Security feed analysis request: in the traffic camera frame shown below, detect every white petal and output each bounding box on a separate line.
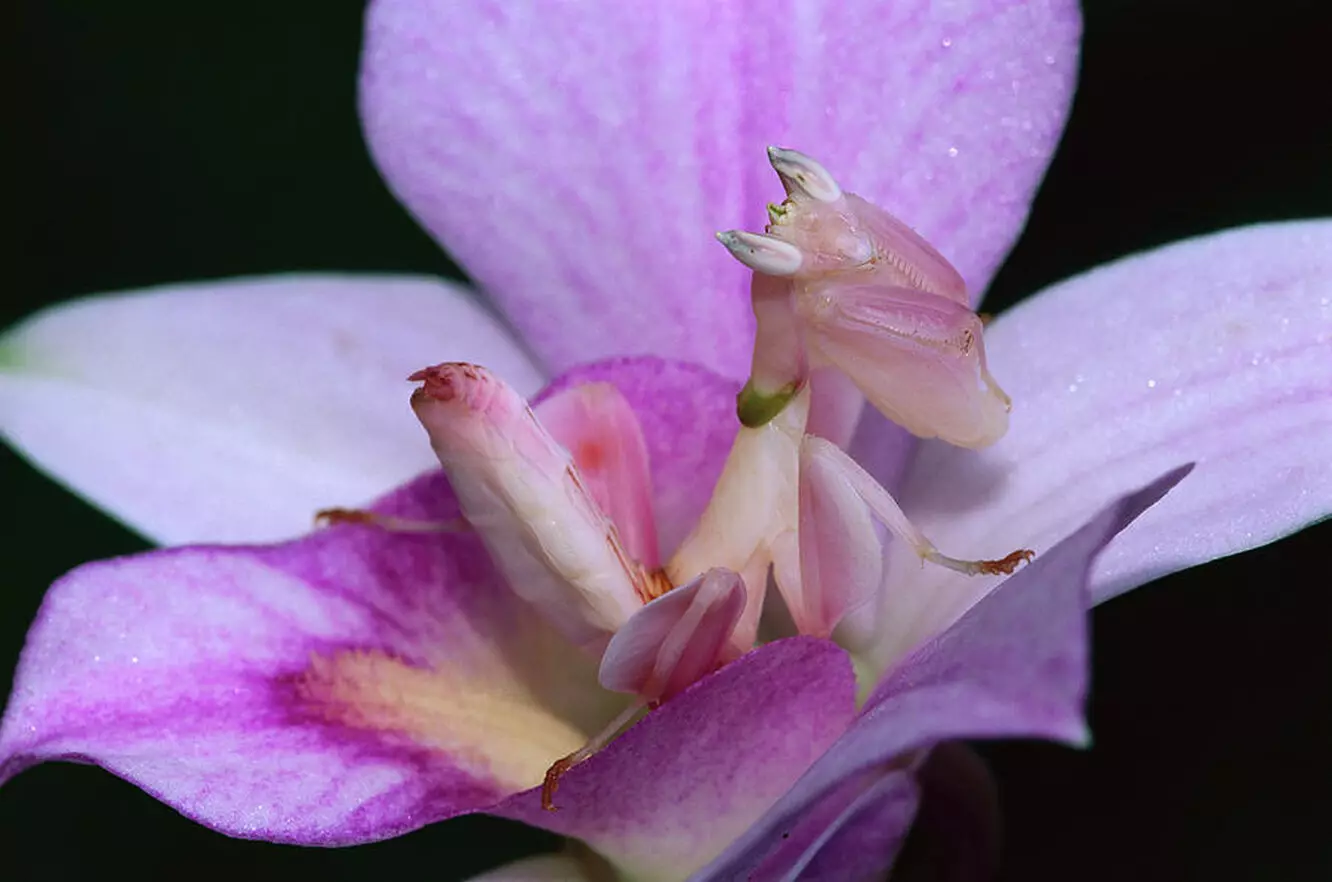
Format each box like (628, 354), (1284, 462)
(0, 274), (542, 545)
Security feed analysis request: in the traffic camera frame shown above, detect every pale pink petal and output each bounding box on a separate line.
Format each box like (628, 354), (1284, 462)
(360, 0), (1082, 378)
(0, 474), (614, 845)
(536, 358), (739, 558)
(535, 382), (660, 568)
(598, 568), (745, 701)
(0, 275), (541, 546)
(874, 221), (1332, 667)
(495, 637), (856, 880)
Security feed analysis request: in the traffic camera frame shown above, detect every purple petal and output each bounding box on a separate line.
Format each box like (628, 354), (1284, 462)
(0, 473), (615, 844)
(876, 220), (1332, 665)
(360, 0), (1081, 378)
(0, 355), (743, 846)
(0, 275), (541, 545)
(695, 467), (1189, 880)
(537, 357), (739, 557)
(495, 637), (857, 880)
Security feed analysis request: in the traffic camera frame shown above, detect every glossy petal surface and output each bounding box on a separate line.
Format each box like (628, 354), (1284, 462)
(876, 221), (1332, 665)
(498, 638), (857, 882)
(360, 0), (1082, 378)
(0, 275), (540, 545)
(696, 467), (1188, 879)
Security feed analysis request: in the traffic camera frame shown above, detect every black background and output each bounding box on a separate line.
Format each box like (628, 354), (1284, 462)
(5, 1), (1330, 880)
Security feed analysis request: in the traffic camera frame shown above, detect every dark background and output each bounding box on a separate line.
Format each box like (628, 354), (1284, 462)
(5, 1), (1329, 879)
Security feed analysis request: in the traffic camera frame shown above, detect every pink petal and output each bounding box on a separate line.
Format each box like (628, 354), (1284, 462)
(0, 473), (615, 845)
(875, 220), (1332, 666)
(359, 0), (1082, 378)
(598, 568), (745, 701)
(696, 467), (1188, 880)
(536, 357), (739, 558)
(0, 275), (541, 546)
(534, 382), (660, 568)
(494, 637), (856, 880)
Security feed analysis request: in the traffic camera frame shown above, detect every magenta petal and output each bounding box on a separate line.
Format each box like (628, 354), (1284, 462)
(0, 474), (614, 845)
(496, 637), (857, 879)
(360, 1), (1081, 378)
(537, 357), (739, 557)
(696, 466), (1190, 880)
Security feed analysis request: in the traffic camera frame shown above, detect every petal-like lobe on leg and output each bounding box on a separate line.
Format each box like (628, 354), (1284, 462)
(802, 282), (1010, 448)
(0, 473), (616, 845)
(411, 363), (643, 651)
(877, 220), (1332, 668)
(792, 436), (884, 638)
(496, 637), (856, 882)
(695, 467), (1190, 880)
(534, 382), (660, 569)
(0, 274), (541, 545)
(360, 1), (1081, 376)
(598, 568), (745, 702)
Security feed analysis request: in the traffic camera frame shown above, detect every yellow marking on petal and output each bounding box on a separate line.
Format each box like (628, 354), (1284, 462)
(294, 649), (588, 791)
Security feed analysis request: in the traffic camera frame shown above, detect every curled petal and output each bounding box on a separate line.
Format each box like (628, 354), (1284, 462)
(598, 568), (745, 702)
(0, 474), (614, 845)
(801, 282), (1010, 448)
(0, 275), (541, 545)
(875, 220), (1332, 668)
(411, 363), (642, 651)
(535, 382), (661, 569)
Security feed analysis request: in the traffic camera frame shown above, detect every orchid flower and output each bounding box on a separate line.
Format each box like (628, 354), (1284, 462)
(3, 2), (1331, 881)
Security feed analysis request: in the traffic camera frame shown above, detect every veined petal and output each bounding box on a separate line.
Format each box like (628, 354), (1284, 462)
(696, 468), (1188, 880)
(535, 382), (660, 569)
(0, 275), (541, 546)
(360, 0), (1081, 377)
(0, 473), (616, 845)
(495, 637), (857, 882)
(875, 221), (1332, 667)
(537, 358), (739, 559)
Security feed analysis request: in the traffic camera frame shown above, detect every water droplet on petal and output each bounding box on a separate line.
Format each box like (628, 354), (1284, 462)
(947, 146), (959, 158)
